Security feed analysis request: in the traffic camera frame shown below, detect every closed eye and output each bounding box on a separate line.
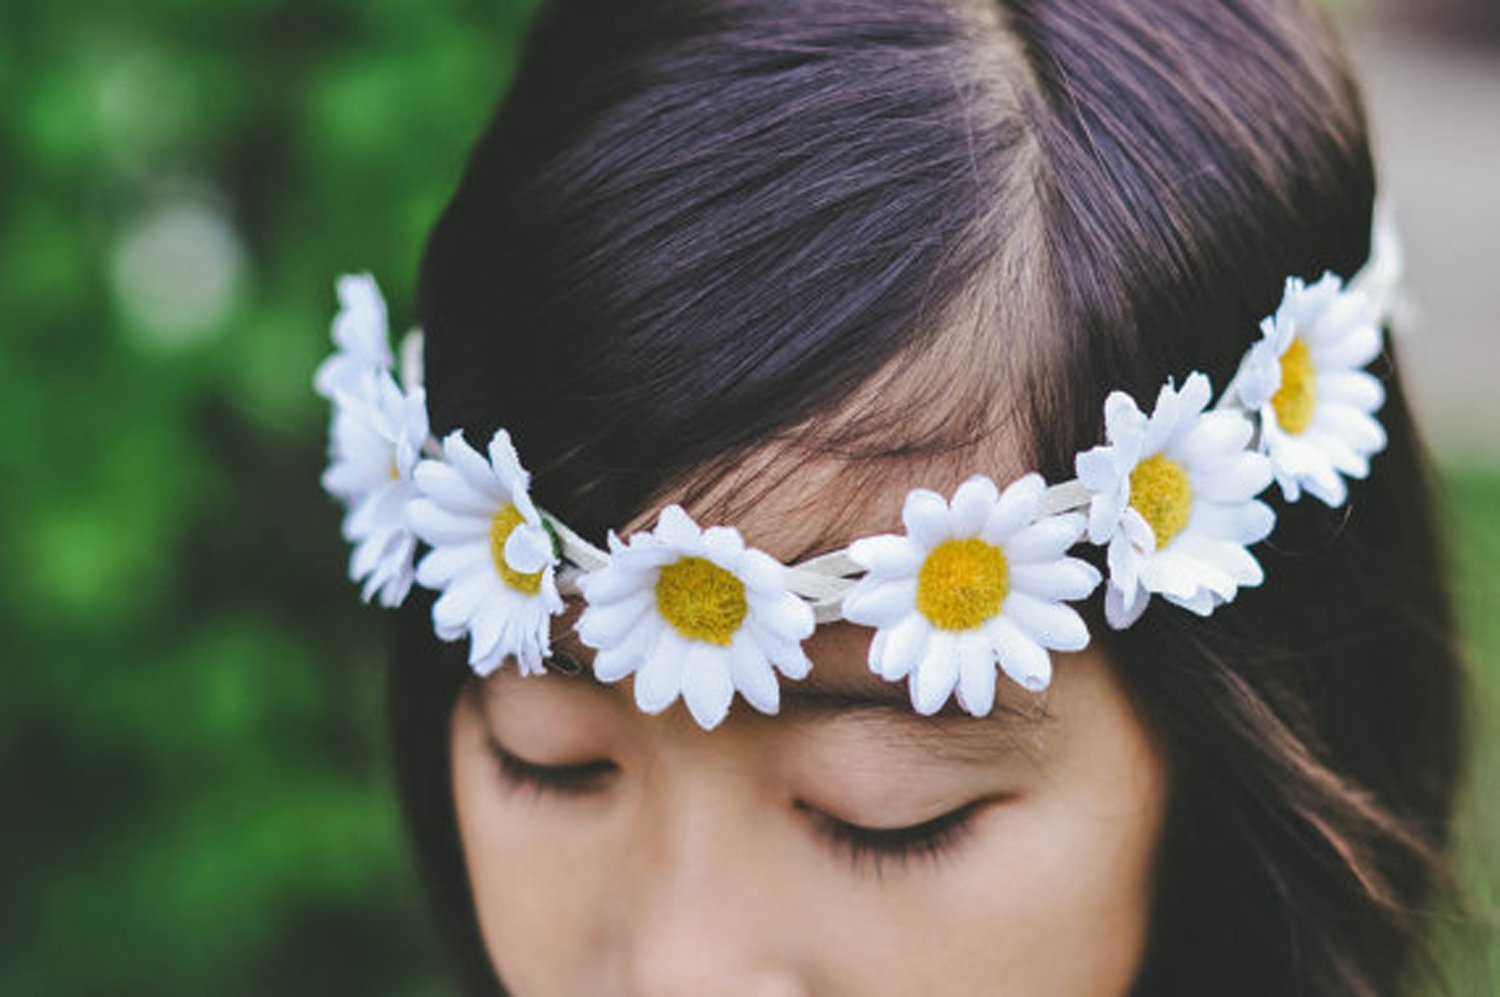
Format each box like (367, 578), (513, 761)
(799, 797), (992, 876)
(486, 737), (618, 797)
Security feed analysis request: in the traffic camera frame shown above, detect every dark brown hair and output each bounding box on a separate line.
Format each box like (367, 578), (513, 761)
(389, 1), (1468, 993)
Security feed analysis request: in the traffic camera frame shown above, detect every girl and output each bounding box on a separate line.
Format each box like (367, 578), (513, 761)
(325, 0), (1469, 992)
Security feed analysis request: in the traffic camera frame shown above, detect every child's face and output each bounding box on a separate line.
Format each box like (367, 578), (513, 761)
(449, 456), (1167, 994)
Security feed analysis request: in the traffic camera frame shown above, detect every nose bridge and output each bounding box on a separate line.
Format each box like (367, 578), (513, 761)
(618, 756), (807, 997)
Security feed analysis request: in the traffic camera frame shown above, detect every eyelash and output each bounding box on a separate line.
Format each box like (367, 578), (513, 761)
(802, 800), (984, 876)
(485, 736), (984, 875)
(487, 738), (618, 797)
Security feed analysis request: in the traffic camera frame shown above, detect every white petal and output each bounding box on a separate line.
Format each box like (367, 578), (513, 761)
(981, 473), (1046, 543)
(1075, 446), (1120, 494)
(504, 523), (554, 574)
(1304, 427), (1369, 477)
(470, 642), (506, 678)
(576, 591), (654, 649)
(1108, 531), (1141, 595)
(1176, 410), (1253, 469)
(486, 429), (530, 491)
(1192, 452), (1272, 503)
(1165, 587), (1217, 617)
(1103, 391), (1147, 444)
(755, 624), (813, 679)
(847, 535), (923, 578)
(1178, 372), (1213, 419)
(879, 613), (930, 682)
(1139, 550), (1213, 599)
(751, 589), (816, 643)
(1176, 535), (1264, 588)
(654, 504), (703, 549)
(1005, 514), (1085, 564)
(1008, 559), (1101, 602)
(1318, 370), (1384, 412)
(1313, 322), (1381, 369)
(576, 562), (653, 605)
(901, 489), (952, 549)
(954, 634), (998, 717)
(442, 432), (506, 501)
(1104, 580), (1149, 630)
(735, 548), (786, 595)
(407, 498), (488, 547)
(1086, 489), (1125, 547)
(841, 577), (918, 628)
(432, 571), (495, 633)
(912, 631), (960, 716)
(1190, 500), (1274, 546)
(950, 475), (999, 537)
(867, 628), (890, 676)
(413, 460), (498, 518)
(467, 600), (509, 667)
(592, 622), (660, 683)
(729, 634), (781, 714)
(987, 617), (1052, 692)
(701, 525), (747, 564)
(1003, 591), (1090, 651)
(681, 645), (735, 730)
(1313, 404), (1387, 457)
(634, 633), (687, 714)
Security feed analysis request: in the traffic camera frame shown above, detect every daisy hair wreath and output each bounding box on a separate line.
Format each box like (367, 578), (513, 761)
(318, 212), (1403, 730)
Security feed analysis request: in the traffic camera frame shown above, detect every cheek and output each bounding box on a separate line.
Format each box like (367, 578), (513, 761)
(847, 667), (1163, 994)
(449, 700), (616, 993)
(946, 673), (1164, 992)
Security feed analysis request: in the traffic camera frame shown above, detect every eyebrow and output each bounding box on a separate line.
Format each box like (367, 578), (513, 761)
(540, 635), (1052, 764)
(779, 677), (1052, 762)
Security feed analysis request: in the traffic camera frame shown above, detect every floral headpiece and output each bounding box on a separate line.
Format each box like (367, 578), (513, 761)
(319, 212), (1402, 730)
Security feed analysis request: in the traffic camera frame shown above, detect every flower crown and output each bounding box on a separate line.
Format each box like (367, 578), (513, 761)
(319, 211), (1402, 730)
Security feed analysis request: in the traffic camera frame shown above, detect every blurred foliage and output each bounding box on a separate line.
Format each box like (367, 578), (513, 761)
(2, 0), (537, 993)
(1, 0), (1496, 994)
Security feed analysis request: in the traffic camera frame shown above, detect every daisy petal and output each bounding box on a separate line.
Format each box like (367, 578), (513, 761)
(841, 577), (918, 628)
(954, 634), (998, 717)
(878, 613), (930, 682)
(902, 488), (952, 549)
(1008, 559), (1101, 602)
(912, 631), (960, 715)
(1005, 514), (1085, 564)
(729, 635), (781, 714)
(987, 617), (1052, 692)
(950, 475), (999, 537)
(681, 645), (735, 730)
(848, 535), (923, 578)
(634, 635), (687, 714)
(1003, 591), (1090, 652)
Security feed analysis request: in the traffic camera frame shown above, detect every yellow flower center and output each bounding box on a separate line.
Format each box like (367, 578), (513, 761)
(654, 556), (748, 646)
(1271, 337), (1317, 434)
(489, 503), (544, 595)
(915, 538), (1009, 631)
(1129, 454), (1193, 548)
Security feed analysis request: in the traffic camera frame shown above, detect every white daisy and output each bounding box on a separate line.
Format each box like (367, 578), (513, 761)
(840, 473), (1101, 716)
(1076, 373), (1275, 630)
(575, 505), (815, 731)
(321, 369), (429, 607)
(408, 429), (564, 676)
(1232, 273), (1387, 506)
(314, 273), (395, 399)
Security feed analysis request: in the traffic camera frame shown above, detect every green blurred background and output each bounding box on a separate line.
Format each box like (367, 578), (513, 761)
(2, 0), (1495, 994)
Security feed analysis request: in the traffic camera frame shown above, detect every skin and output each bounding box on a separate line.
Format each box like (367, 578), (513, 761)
(449, 454), (1170, 996)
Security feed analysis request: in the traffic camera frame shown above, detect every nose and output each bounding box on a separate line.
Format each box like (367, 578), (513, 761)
(617, 790), (809, 997)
